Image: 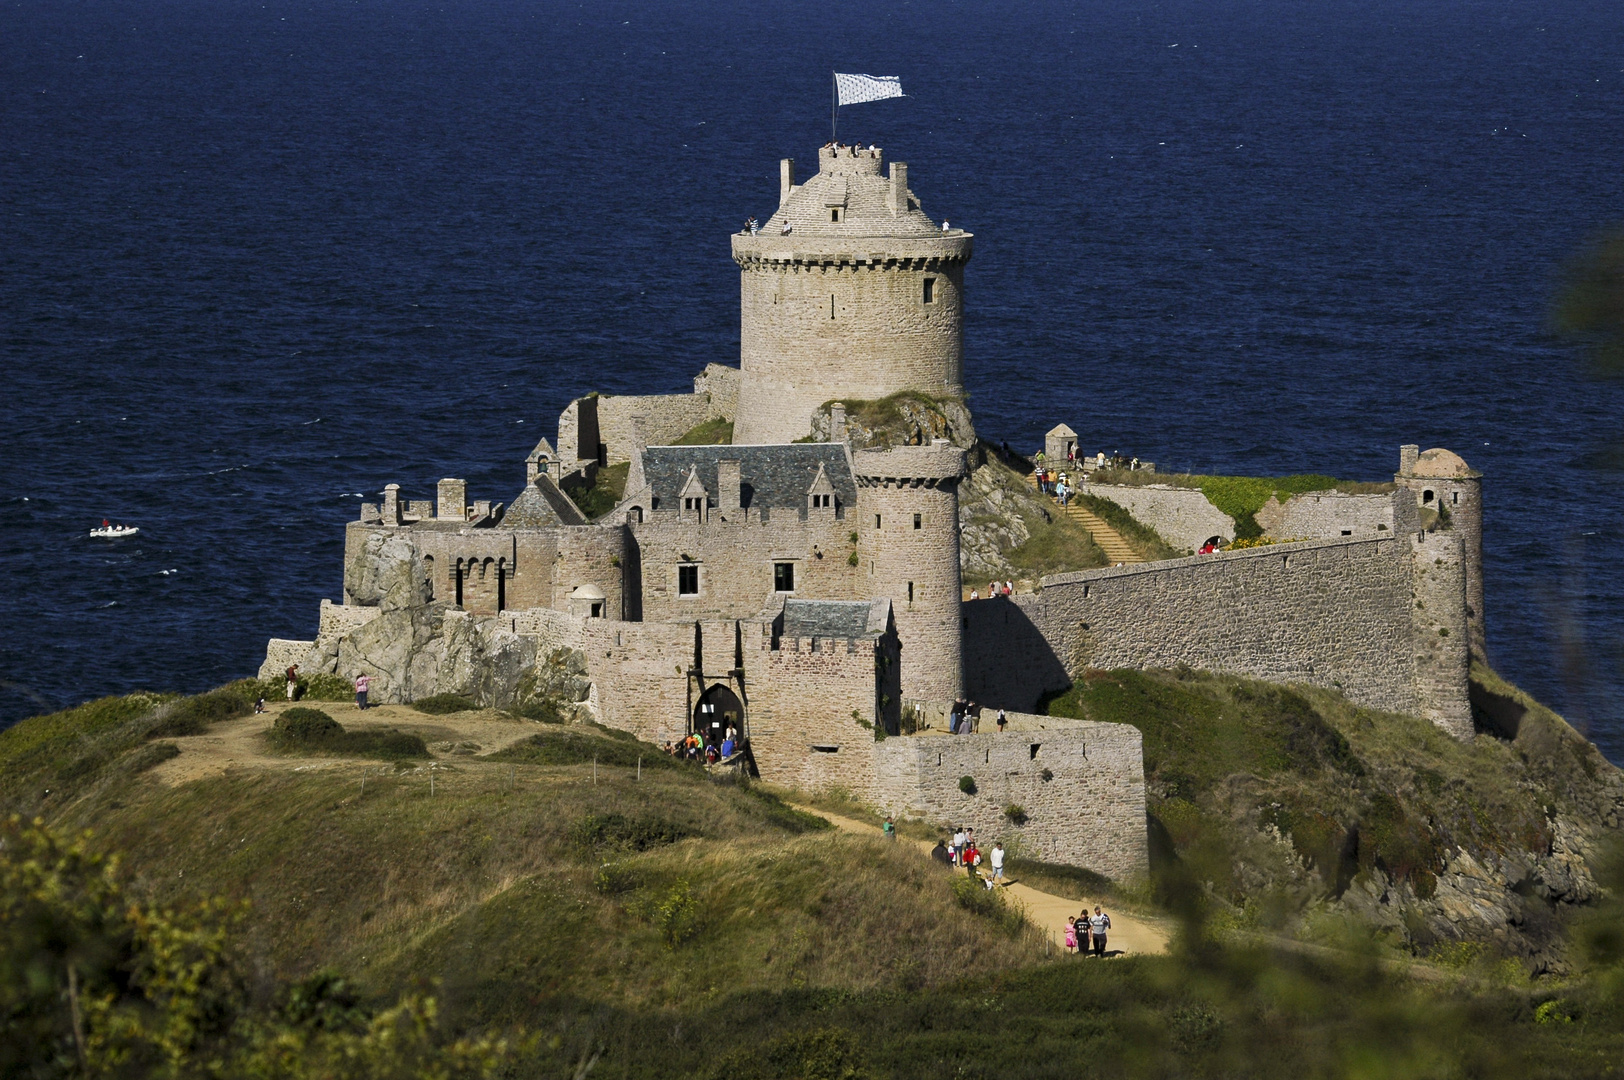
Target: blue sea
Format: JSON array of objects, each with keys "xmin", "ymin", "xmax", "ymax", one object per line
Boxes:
[{"xmin": 4, "ymin": 0, "xmax": 1623, "ymax": 761}]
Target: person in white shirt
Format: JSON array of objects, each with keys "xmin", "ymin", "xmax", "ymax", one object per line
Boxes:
[
  {"xmin": 990, "ymin": 842, "xmax": 1005, "ymax": 883},
  {"xmin": 1089, "ymin": 907, "xmax": 1112, "ymax": 957}
]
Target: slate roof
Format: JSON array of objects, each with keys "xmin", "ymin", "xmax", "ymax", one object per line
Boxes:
[
  {"xmin": 780, "ymin": 598, "xmax": 890, "ymax": 640},
  {"xmin": 500, "ymin": 475, "xmax": 588, "ymax": 528},
  {"xmin": 638, "ymin": 444, "xmax": 856, "ymax": 512}
]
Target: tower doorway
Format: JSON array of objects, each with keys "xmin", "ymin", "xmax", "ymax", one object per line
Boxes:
[{"xmin": 694, "ymin": 684, "xmax": 743, "ymax": 747}]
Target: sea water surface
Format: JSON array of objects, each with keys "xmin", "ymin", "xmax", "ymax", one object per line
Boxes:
[{"xmin": 4, "ymin": 0, "xmax": 1623, "ymax": 760}]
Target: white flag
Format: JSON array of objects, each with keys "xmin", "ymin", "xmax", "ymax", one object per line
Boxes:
[{"xmin": 835, "ymin": 73, "xmax": 904, "ymax": 107}]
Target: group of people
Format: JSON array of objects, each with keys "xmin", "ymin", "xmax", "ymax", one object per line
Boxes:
[
  {"xmin": 969, "ymin": 579, "xmax": 1015, "ymax": 601},
  {"xmin": 1034, "ymin": 467, "xmax": 1074, "ymax": 505},
  {"xmin": 930, "ymin": 827, "xmax": 1007, "ymax": 885},
  {"xmin": 1065, "ymin": 908, "xmax": 1113, "ymax": 957},
  {"xmin": 664, "ymin": 727, "xmax": 738, "ymax": 764},
  {"xmin": 946, "ymin": 700, "xmax": 1006, "ymax": 735}
]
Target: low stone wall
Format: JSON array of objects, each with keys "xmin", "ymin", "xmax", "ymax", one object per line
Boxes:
[
  {"xmin": 319, "ymin": 598, "xmax": 381, "ymax": 641},
  {"xmin": 1077, "ymin": 482, "xmax": 1233, "ymax": 553},
  {"xmin": 258, "ymin": 639, "xmax": 313, "ymax": 681},
  {"xmin": 873, "ymin": 713, "xmax": 1148, "ymax": 880},
  {"xmin": 1257, "ymin": 490, "xmax": 1399, "ymax": 540}
]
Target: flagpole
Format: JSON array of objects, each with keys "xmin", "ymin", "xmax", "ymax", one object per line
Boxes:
[{"xmin": 831, "ymin": 72, "xmax": 837, "ymax": 142}]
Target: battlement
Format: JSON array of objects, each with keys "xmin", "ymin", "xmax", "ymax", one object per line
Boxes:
[
  {"xmin": 818, "ymin": 143, "xmax": 887, "ymax": 175},
  {"xmin": 851, "ymin": 441, "xmax": 968, "ymax": 484}
]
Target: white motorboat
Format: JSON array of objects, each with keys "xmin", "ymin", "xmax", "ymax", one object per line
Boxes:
[{"xmin": 90, "ymin": 523, "xmax": 140, "ymax": 539}]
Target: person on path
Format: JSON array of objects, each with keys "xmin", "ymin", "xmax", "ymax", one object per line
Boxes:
[
  {"xmin": 996, "ymin": 709, "xmax": 1007, "ymax": 733},
  {"xmin": 931, "ymin": 839, "xmax": 950, "ymax": 864},
  {"xmin": 1090, "ymin": 906, "xmax": 1111, "ymax": 957},
  {"xmin": 253, "ymin": 696, "xmax": 266, "ymax": 715},
  {"xmin": 882, "ymin": 816, "xmax": 896, "ymax": 841},
  {"xmin": 720, "ymin": 735, "xmax": 735, "ymax": 758},
  {"xmin": 952, "ymin": 827, "xmax": 966, "ymax": 865},
  {"xmin": 990, "ymin": 842, "xmax": 1005, "ymax": 883},
  {"xmin": 1078, "ymin": 909, "xmax": 1093, "ymax": 954},
  {"xmin": 285, "ymin": 664, "xmax": 299, "ymax": 701},
  {"xmin": 962, "ymin": 840, "xmax": 980, "ymax": 877},
  {"xmin": 1064, "ymin": 917, "xmax": 1078, "ymax": 955},
  {"xmin": 354, "ymin": 673, "xmax": 370, "ymax": 711}
]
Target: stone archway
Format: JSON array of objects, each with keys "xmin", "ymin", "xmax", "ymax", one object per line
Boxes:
[{"xmin": 694, "ymin": 683, "xmax": 743, "ymax": 747}]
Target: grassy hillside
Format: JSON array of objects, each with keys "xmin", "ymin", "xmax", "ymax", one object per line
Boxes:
[{"xmin": 5, "ymin": 687, "xmax": 1624, "ymax": 1077}]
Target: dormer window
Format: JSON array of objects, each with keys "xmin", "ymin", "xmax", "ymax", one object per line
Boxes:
[
  {"xmin": 684, "ymin": 496, "xmax": 703, "ymax": 512},
  {"xmin": 811, "ymin": 493, "xmax": 832, "ymax": 508}
]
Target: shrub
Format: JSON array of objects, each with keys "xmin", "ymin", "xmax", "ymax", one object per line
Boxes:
[
  {"xmin": 299, "ymin": 673, "xmax": 355, "ymax": 702},
  {"xmin": 959, "ymin": 775, "xmax": 977, "ymax": 795},
  {"xmin": 274, "ymin": 707, "xmax": 342, "ymax": 742},
  {"xmin": 510, "ymin": 698, "xmax": 566, "ymax": 723},
  {"xmin": 656, "ymin": 879, "xmax": 700, "ymax": 948},
  {"xmin": 1004, "ymin": 803, "xmax": 1028, "ymax": 826},
  {"xmin": 148, "ymin": 686, "xmax": 253, "ymax": 738},
  {"xmin": 411, "ymin": 694, "xmax": 478, "ymax": 715},
  {"xmin": 950, "ymin": 875, "xmax": 1025, "ymax": 936},
  {"xmin": 592, "ymin": 862, "xmax": 643, "ymax": 896},
  {"xmin": 484, "ymin": 729, "xmax": 684, "ymax": 771},
  {"xmin": 569, "ymin": 813, "xmax": 693, "ymax": 853}
]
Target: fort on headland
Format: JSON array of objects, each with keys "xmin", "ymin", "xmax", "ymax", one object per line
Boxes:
[{"xmin": 262, "ymin": 143, "xmax": 1484, "ymax": 881}]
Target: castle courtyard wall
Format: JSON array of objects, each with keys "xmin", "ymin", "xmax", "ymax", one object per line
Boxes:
[
  {"xmin": 557, "ymin": 364, "xmax": 739, "ymax": 467},
  {"xmin": 1077, "ymin": 483, "xmax": 1233, "ymax": 553},
  {"xmin": 965, "ymin": 537, "xmax": 1424, "ymax": 718},
  {"xmin": 748, "ymin": 629, "xmax": 883, "ymax": 795},
  {"xmin": 872, "ymin": 716, "xmax": 1149, "ymax": 880},
  {"xmin": 1257, "ymin": 490, "xmax": 1401, "ymax": 541}
]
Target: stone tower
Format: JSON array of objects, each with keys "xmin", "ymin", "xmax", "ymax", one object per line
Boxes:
[
  {"xmin": 1396, "ymin": 445, "xmax": 1486, "ymax": 660},
  {"xmin": 853, "ymin": 442, "xmax": 967, "ymax": 703},
  {"xmin": 731, "ymin": 145, "xmax": 973, "ymax": 445}
]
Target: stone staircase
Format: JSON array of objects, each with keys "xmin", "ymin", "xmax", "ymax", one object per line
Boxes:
[{"xmin": 1026, "ymin": 473, "xmax": 1144, "ymax": 565}]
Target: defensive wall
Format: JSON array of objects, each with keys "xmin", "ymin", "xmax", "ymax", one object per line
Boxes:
[
  {"xmin": 873, "ymin": 714, "xmax": 1149, "ymax": 880},
  {"xmin": 963, "ymin": 531, "xmax": 1472, "ymax": 736},
  {"xmin": 1075, "ymin": 482, "xmax": 1234, "ymax": 553},
  {"xmin": 556, "ymin": 364, "xmax": 738, "ymax": 467}
]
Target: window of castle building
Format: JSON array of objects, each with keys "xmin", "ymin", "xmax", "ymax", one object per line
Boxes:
[
  {"xmin": 913, "ymin": 512, "xmax": 922, "ymax": 529},
  {"xmin": 1423, "ymin": 489, "xmax": 1435, "ymax": 503},
  {"xmin": 684, "ymin": 496, "xmax": 702, "ymax": 512},
  {"xmin": 811, "ymin": 493, "xmax": 831, "ymax": 509},
  {"xmin": 830, "ymin": 207, "xmax": 841, "ymax": 222},
  {"xmin": 907, "ymin": 581, "xmax": 914, "ymax": 603},
  {"xmin": 1452, "ymin": 492, "xmax": 1459, "ymax": 505},
  {"xmin": 678, "ymin": 564, "xmax": 699, "ymax": 595},
  {"xmin": 923, "ymin": 277, "xmax": 936, "ymax": 304},
  {"xmin": 774, "ymin": 562, "xmax": 796, "ymax": 593},
  {"xmin": 874, "ymin": 514, "xmax": 882, "ymax": 529}
]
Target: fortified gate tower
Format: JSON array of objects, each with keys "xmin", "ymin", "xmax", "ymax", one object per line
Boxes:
[{"xmin": 731, "ymin": 145, "xmax": 973, "ymax": 445}]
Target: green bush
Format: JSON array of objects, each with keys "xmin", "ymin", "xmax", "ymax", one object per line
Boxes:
[
  {"xmin": 274, "ymin": 707, "xmax": 342, "ymax": 742},
  {"xmin": 1004, "ymin": 803, "xmax": 1028, "ymax": 826},
  {"xmin": 958, "ymin": 775, "xmax": 977, "ymax": 795},
  {"xmin": 412, "ymin": 694, "xmax": 478, "ymax": 715},
  {"xmin": 148, "ymin": 686, "xmax": 254, "ymax": 738},
  {"xmin": 569, "ymin": 813, "xmax": 693, "ymax": 853},
  {"xmin": 950, "ymin": 874, "xmax": 1025, "ymax": 936},
  {"xmin": 484, "ymin": 729, "xmax": 684, "ymax": 771},
  {"xmin": 299, "ymin": 673, "xmax": 355, "ymax": 702},
  {"xmin": 592, "ymin": 862, "xmax": 643, "ymax": 896},
  {"xmin": 655, "ymin": 879, "xmax": 700, "ymax": 948},
  {"xmin": 510, "ymin": 698, "xmax": 565, "ymax": 723}
]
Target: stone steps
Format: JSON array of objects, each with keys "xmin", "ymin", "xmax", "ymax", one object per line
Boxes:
[{"xmin": 1025, "ymin": 472, "xmax": 1144, "ymax": 564}]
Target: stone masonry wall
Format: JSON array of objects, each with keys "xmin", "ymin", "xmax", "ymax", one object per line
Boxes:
[
  {"xmin": 556, "ymin": 366, "xmax": 737, "ymax": 468},
  {"xmin": 872, "ymin": 714, "xmax": 1149, "ymax": 880},
  {"xmin": 1077, "ymin": 483, "xmax": 1234, "ymax": 553},
  {"xmin": 748, "ymin": 627, "xmax": 882, "ymax": 795},
  {"xmin": 966, "ymin": 537, "xmax": 1424, "ymax": 718},
  {"xmin": 1409, "ymin": 528, "xmax": 1472, "ymax": 736},
  {"xmin": 1256, "ymin": 490, "xmax": 1400, "ymax": 541}
]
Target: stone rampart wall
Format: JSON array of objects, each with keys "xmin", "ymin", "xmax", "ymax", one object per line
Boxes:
[
  {"xmin": 872, "ymin": 714, "xmax": 1148, "ymax": 880},
  {"xmin": 259, "ymin": 639, "xmax": 313, "ymax": 681},
  {"xmin": 966, "ymin": 537, "xmax": 1425, "ymax": 718},
  {"xmin": 1257, "ymin": 490, "xmax": 1400, "ymax": 540},
  {"xmin": 557, "ymin": 367, "xmax": 737, "ymax": 467},
  {"xmin": 1077, "ymin": 483, "xmax": 1233, "ymax": 553},
  {"xmin": 1408, "ymin": 529, "xmax": 1472, "ymax": 735},
  {"xmin": 749, "ymin": 629, "xmax": 882, "ymax": 795},
  {"xmin": 319, "ymin": 598, "xmax": 382, "ymax": 640}
]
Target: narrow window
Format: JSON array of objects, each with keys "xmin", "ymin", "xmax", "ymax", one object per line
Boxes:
[
  {"xmin": 913, "ymin": 512, "xmax": 922, "ymax": 530},
  {"xmin": 678, "ymin": 564, "xmax": 699, "ymax": 595},
  {"xmin": 830, "ymin": 294, "xmax": 836, "ymax": 320},
  {"xmin": 1452, "ymin": 492, "xmax": 1459, "ymax": 505},
  {"xmin": 1340, "ymin": 529, "xmax": 1352, "ymax": 536},
  {"xmin": 874, "ymin": 514, "xmax": 882, "ymax": 529},
  {"xmin": 1423, "ymin": 489, "xmax": 1435, "ymax": 504},
  {"xmin": 907, "ymin": 581, "xmax": 914, "ymax": 602},
  {"xmin": 774, "ymin": 562, "xmax": 795, "ymax": 592},
  {"xmin": 1030, "ymin": 744, "xmax": 1041, "ymax": 760},
  {"xmin": 923, "ymin": 277, "xmax": 936, "ymax": 304},
  {"xmin": 590, "ymin": 602, "xmax": 603, "ymax": 618},
  {"xmin": 830, "ymin": 207, "xmax": 840, "ymax": 222}
]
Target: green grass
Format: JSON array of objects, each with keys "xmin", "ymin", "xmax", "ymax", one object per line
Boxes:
[
  {"xmin": 672, "ymin": 417, "xmax": 734, "ymax": 445},
  {"xmin": 411, "ymin": 694, "xmax": 479, "ymax": 715},
  {"xmin": 264, "ymin": 707, "xmax": 432, "ymax": 761},
  {"xmin": 562, "ymin": 461, "xmax": 630, "ymax": 519},
  {"xmin": 483, "ymin": 725, "xmax": 690, "ymax": 771}
]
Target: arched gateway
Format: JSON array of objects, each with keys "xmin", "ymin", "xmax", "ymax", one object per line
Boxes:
[{"xmin": 693, "ymin": 683, "xmax": 743, "ymax": 747}]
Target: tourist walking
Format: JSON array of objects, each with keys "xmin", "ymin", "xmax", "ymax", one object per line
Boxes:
[
  {"xmin": 883, "ymin": 816, "xmax": 896, "ymax": 841},
  {"xmin": 1089, "ymin": 906, "xmax": 1111, "ymax": 957},
  {"xmin": 354, "ymin": 673, "xmax": 370, "ymax": 710},
  {"xmin": 996, "ymin": 708, "xmax": 1007, "ymax": 733},
  {"xmin": 931, "ymin": 839, "xmax": 950, "ymax": 864},
  {"xmin": 285, "ymin": 664, "xmax": 299, "ymax": 701},
  {"xmin": 1064, "ymin": 917, "xmax": 1078, "ymax": 955},
  {"xmin": 990, "ymin": 842, "xmax": 1005, "ymax": 883},
  {"xmin": 952, "ymin": 826, "xmax": 966, "ymax": 865}
]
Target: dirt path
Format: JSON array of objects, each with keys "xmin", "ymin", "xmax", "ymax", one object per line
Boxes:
[
  {"xmin": 789, "ymin": 802, "xmax": 1169, "ymax": 957},
  {"xmin": 148, "ymin": 700, "xmax": 542, "ymax": 785}
]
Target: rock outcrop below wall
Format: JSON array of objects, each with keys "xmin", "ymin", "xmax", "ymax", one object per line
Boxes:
[
  {"xmin": 965, "ymin": 534, "xmax": 1472, "ymax": 737},
  {"xmin": 874, "ymin": 714, "xmax": 1149, "ymax": 880}
]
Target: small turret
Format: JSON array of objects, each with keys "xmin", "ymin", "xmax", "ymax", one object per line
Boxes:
[{"xmin": 1396, "ymin": 446, "xmax": 1485, "ymax": 661}]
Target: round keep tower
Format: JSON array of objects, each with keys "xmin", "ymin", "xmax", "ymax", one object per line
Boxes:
[
  {"xmin": 852, "ymin": 442, "xmax": 967, "ymax": 704},
  {"xmin": 731, "ymin": 145, "xmax": 972, "ymax": 445},
  {"xmin": 1396, "ymin": 445, "xmax": 1486, "ymax": 660}
]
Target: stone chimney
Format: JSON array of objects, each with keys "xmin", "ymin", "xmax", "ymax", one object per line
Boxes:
[
  {"xmin": 780, "ymin": 158, "xmax": 796, "ymax": 205},
  {"xmin": 830, "ymin": 403, "xmax": 848, "ymax": 444},
  {"xmin": 888, "ymin": 161, "xmax": 908, "ymax": 215},
  {"xmin": 437, "ymin": 478, "xmax": 467, "ymax": 520},
  {"xmin": 382, "ymin": 483, "xmax": 403, "ymax": 527},
  {"xmin": 718, "ymin": 459, "xmax": 742, "ymax": 512},
  {"xmin": 1399, "ymin": 444, "xmax": 1420, "ymax": 476}
]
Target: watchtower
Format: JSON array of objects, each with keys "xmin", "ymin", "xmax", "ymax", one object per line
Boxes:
[
  {"xmin": 1396, "ymin": 445, "xmax": 1486, "ymax": 660},
  {"xmin": 852, "ymin": 441, "xmax": 967, "ymax": 703},
  {"xmin": 731, "ymin": 145, "xmax": 972, "ymax": 445}
]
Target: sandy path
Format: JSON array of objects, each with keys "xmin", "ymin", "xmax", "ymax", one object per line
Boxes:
[
  {"xmin": 790, "ymin": 802, "xmax": 1169, "ymax": 957},
  {"xmin": 148, "ymin": 701, "xmax": 543, "ymax": 785}
]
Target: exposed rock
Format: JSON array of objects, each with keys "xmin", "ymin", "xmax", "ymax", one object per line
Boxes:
[
  {"xmin": 808, "ymin": 394, "xmax": 976, "ymax": 450},
  {"xmin": 344, "ymin": 532, "xmax": 430, "ymax": 611},
  {"xmin": 435, "ymin": 611, "xmax": 539, "ymax": 708}
]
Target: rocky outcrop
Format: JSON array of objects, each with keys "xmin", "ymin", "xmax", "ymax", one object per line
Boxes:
[
  {"xmin": 958, "ymin": 456, "xmax": 1046, "ymax": 583},
  {"xmin": 344, "ymin": 531, "xmax": 430, "ymax": 610},
  {"xmin": 808, "ymin": 394, "xmax": 976, "ymax": 450}
]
